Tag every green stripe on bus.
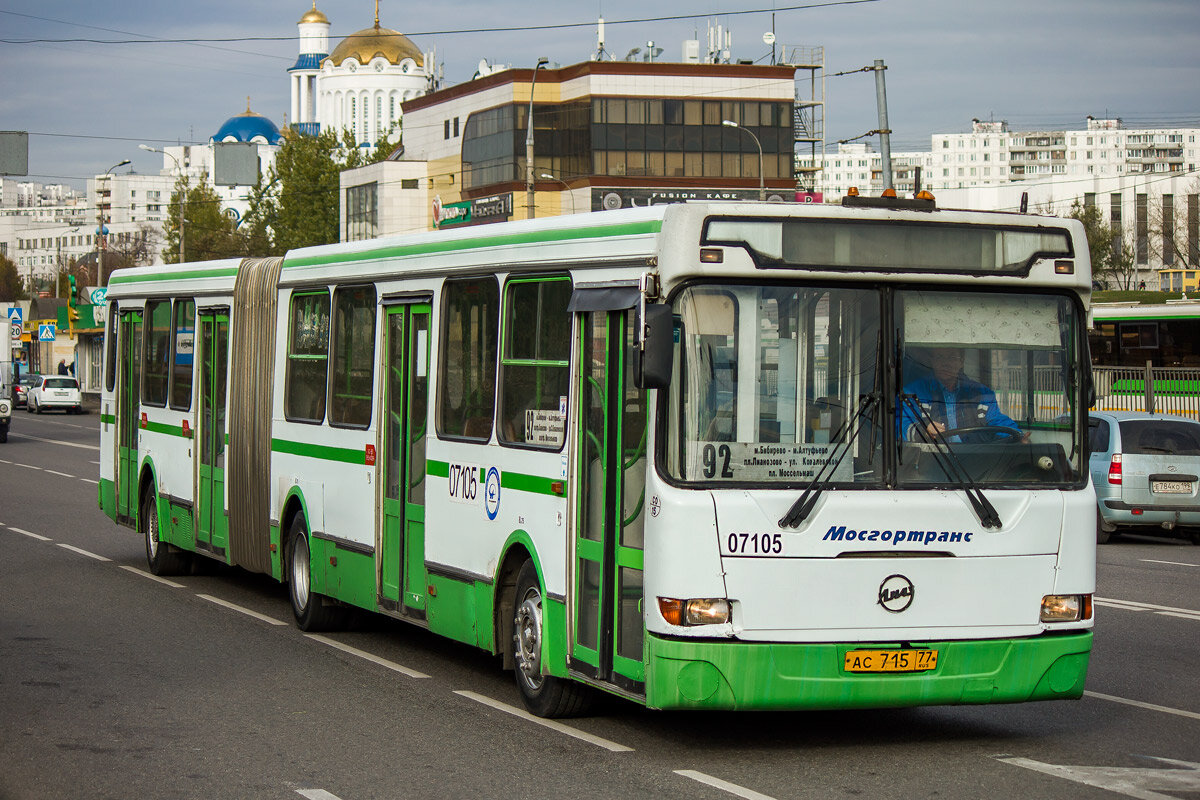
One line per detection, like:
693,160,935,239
426,459,561,497
108,266,241,285
500,470,560,497
143,420,187,437
100,413,116,425
283,219,663,269
271,438,367,464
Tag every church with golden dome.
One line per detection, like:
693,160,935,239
289,2,437,145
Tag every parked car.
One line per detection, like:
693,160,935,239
1089,411,1200,544
12,372,41,408
26,375,83,415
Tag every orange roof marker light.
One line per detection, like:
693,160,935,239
846,186,860,197
880,188,897,198
916,190,935,201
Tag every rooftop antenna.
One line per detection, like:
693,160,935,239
595,17,610,60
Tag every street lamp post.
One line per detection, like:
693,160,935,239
540,173,576,215
140,144,185,263
525,57,550,220
96,159,131,288
722,120,764,201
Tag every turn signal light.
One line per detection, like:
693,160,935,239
657,597,732,626
1108,453,1123,484
1041,594,1092,622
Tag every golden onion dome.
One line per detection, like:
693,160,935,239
325,23,423,67
298,4,328,24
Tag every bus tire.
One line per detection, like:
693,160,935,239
287,515,347,632
142,490,189,576
512,559,593,718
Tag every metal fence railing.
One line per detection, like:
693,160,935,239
1091,365,1200,419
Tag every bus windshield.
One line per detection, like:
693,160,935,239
664,284,1085,488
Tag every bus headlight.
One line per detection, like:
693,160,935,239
658,597,731,626
1041,594,1092,622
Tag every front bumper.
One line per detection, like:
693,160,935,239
644,631,1092,710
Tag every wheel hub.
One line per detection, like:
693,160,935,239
514,591,543,689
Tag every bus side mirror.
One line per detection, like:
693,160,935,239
635,303,674,389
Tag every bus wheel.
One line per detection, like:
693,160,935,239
142,490,189,576
512,560,592,718
287,515,346,632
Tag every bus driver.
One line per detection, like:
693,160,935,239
901,347,1028,444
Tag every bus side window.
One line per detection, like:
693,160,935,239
498,276,571,449
438,277,499,441
285,290,331,423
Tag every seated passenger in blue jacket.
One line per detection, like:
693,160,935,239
900,347,1026,443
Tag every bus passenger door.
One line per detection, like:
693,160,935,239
572,309,647,690
196,311,229,554
116,310,142,524
380,303,430,614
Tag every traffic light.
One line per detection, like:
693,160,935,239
68,275,79,324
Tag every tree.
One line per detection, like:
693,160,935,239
163,174,246,263
1066,201,1137,289
247,127,396,254
0,252,24,301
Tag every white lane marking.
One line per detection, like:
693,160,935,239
79,478,99,485
56,543,111,562
8,432,100,451
90,460,101,465
7,527,51,541
1085,691,1200,721
197,594,287,626
999,755,1200,799
453,690,633,752
1096,597,1200,620
119,565,185,588
304,634,430,679
44,469,74,478
295,790,345,800
674,770,779,800
1141,559,1199,568
11,462,42,471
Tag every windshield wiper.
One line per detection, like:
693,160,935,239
779,392,879,529
899,393,1003,529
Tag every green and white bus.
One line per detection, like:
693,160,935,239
99,197,1095,716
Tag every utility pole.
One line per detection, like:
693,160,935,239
97,159,130,287
873,59,893,191
525,57,549,220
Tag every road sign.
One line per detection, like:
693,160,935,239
6,307,21,325
89,287,107,306
10,322,19,342
38,323,56,342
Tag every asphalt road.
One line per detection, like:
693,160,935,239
2,411,1198,800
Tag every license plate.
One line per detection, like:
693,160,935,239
844,648,938,673
1151,480,1192,494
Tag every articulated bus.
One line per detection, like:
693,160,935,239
99,199,1095,716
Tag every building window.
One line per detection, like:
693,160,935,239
401,178,419,189
345,182,378,242
285,291,330,423
438,277,500,440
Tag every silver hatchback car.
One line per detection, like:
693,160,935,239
1089,411,1200,544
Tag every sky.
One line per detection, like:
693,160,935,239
2,0,1199,190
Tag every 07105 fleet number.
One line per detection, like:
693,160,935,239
725,532,783,555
